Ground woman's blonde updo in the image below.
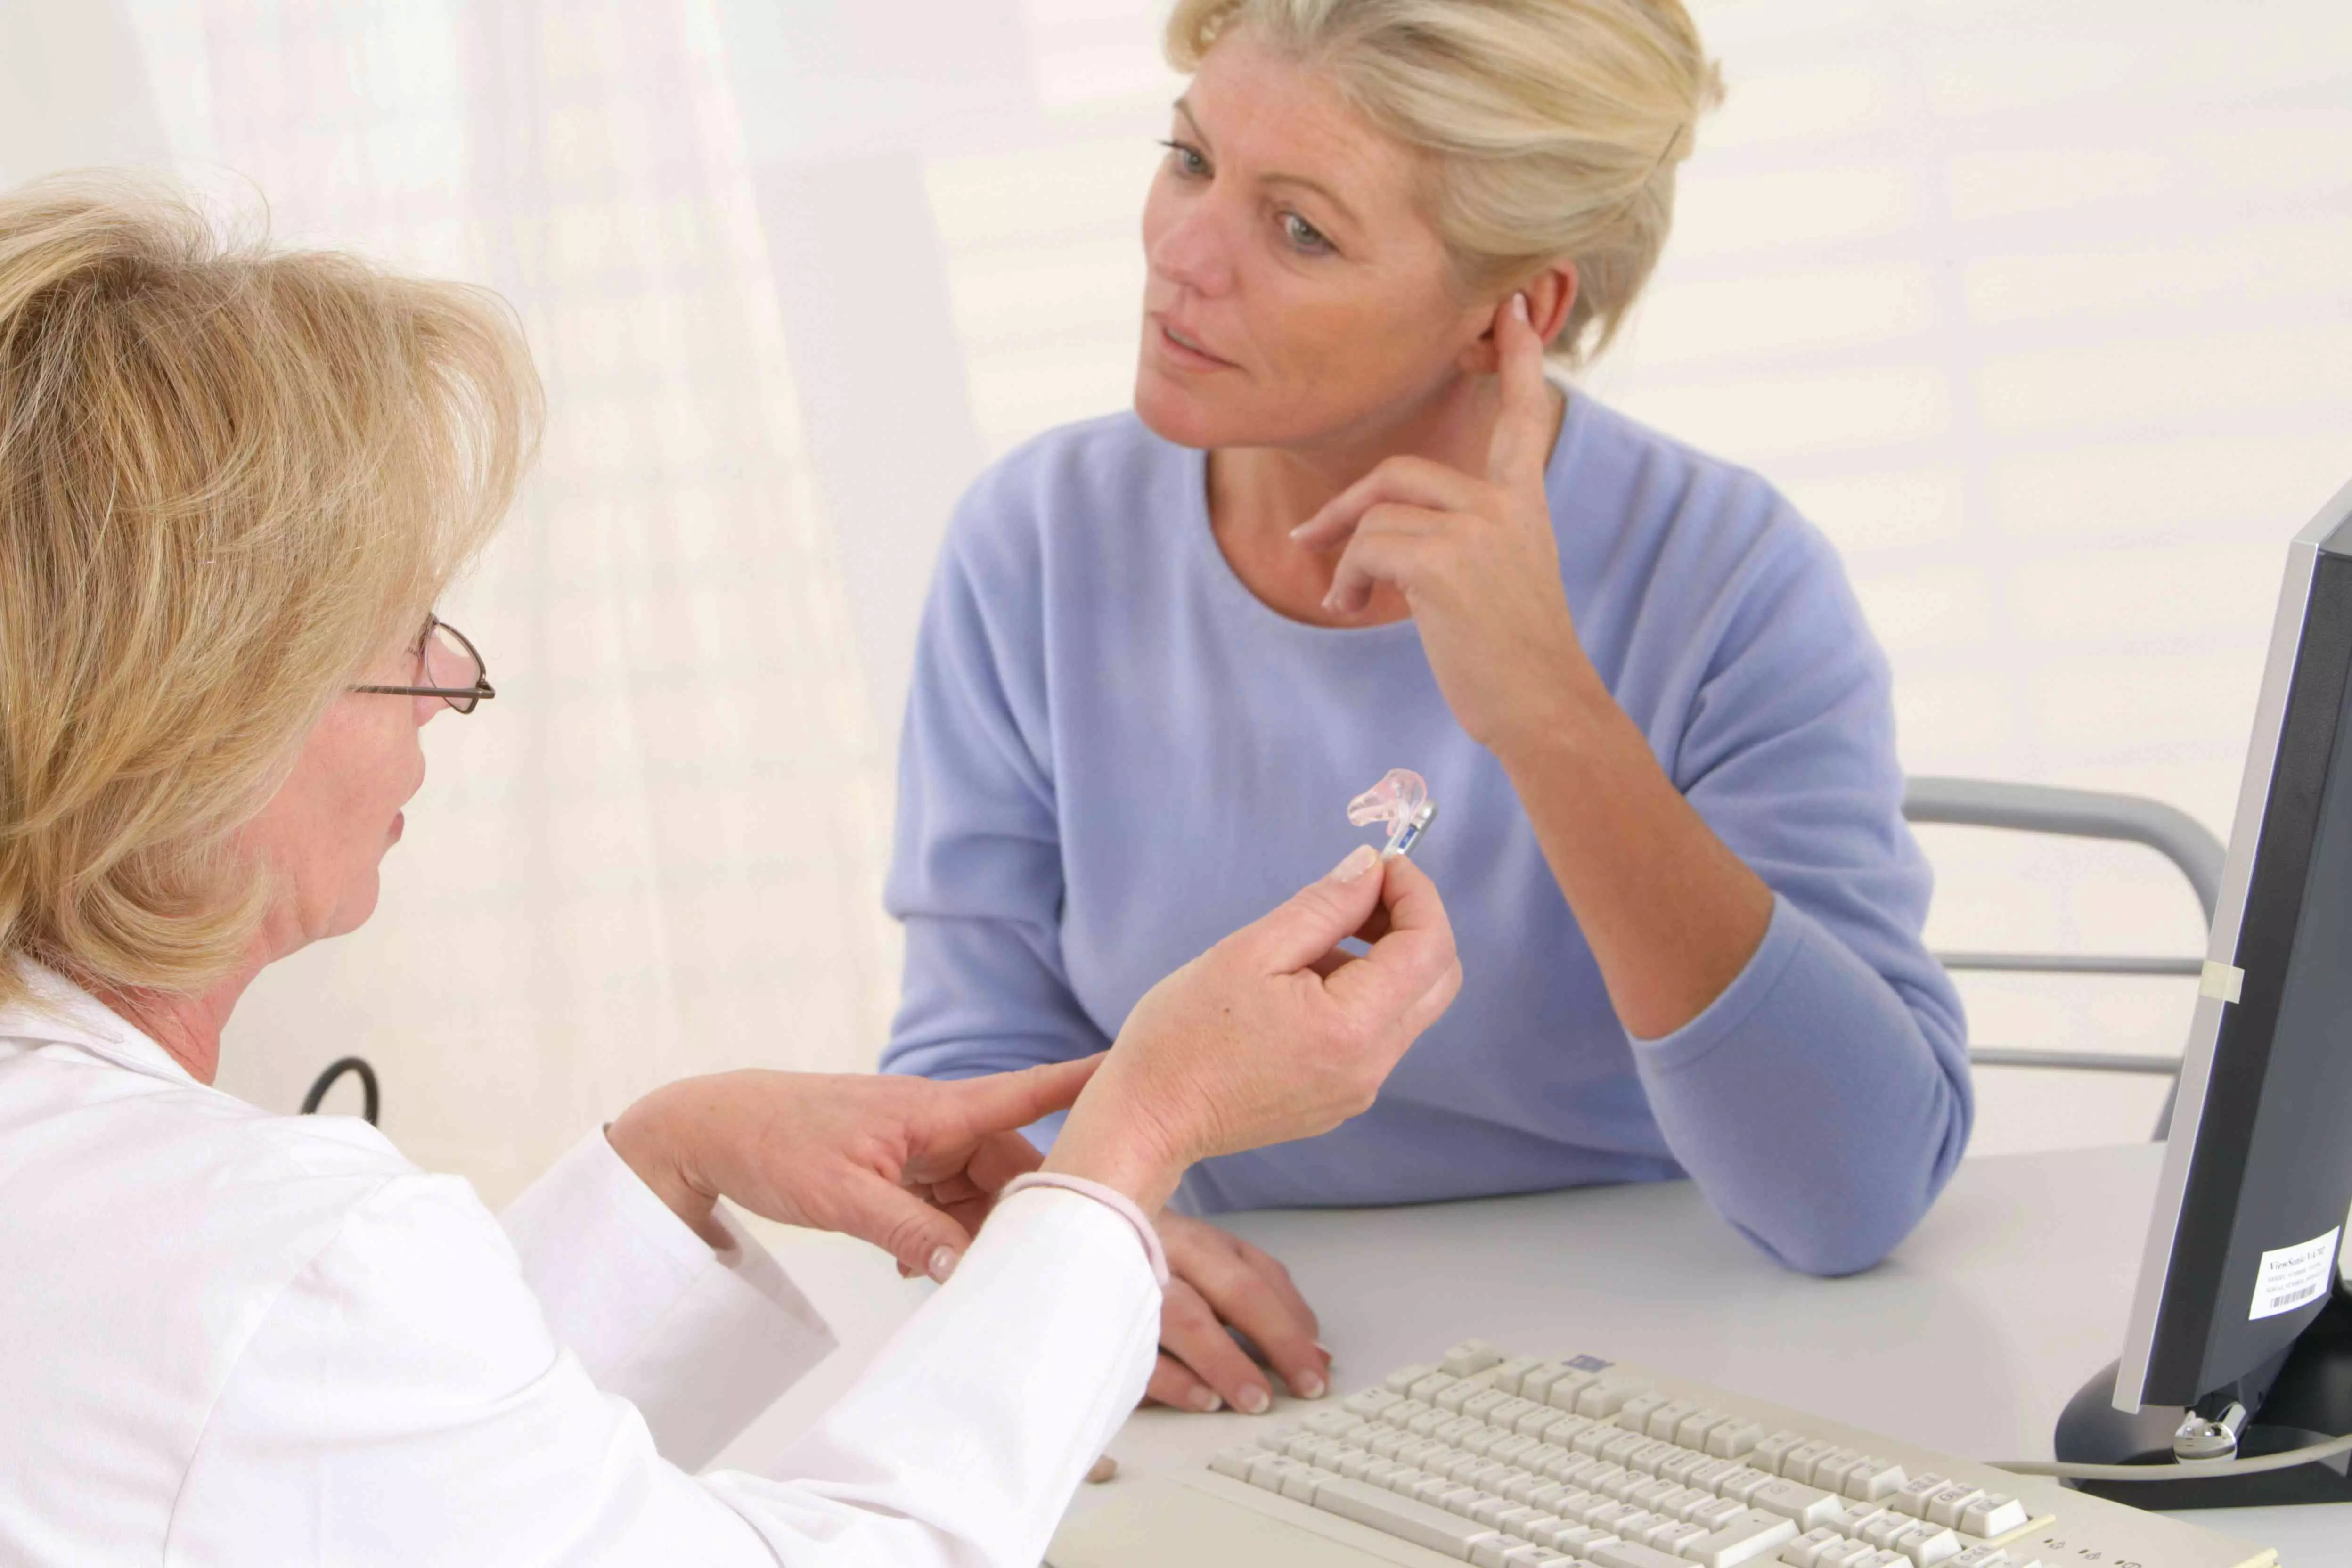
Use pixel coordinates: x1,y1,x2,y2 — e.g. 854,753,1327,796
1166,0,1723,364
0,175,540,1012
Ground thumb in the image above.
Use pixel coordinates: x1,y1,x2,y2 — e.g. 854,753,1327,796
1241,845,1388,973
844,1174,978,1283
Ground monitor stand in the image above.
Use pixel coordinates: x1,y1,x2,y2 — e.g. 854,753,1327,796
2053,1292,2352,1509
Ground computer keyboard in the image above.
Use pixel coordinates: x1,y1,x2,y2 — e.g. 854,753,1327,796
1046,1339,2278,1568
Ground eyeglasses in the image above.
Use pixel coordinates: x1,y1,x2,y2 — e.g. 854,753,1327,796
353,614,495,714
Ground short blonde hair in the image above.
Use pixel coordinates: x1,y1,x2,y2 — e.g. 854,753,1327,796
0,176,540,1011
1166,0,1723,364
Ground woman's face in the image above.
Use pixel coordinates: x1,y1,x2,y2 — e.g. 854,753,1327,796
1134,26,1498,451
239,626,445,958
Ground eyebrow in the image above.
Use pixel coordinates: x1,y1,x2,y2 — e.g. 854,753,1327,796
1173,97,1363,231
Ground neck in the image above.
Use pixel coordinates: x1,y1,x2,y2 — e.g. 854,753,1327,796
1210,367,1532,536
90,958,264,1086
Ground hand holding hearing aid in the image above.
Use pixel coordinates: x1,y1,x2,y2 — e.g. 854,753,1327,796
1042,831,1462,1217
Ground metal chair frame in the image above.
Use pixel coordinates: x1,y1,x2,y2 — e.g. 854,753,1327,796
1901,776,2227,1141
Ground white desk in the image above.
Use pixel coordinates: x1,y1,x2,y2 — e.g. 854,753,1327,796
722,1144,2351,1562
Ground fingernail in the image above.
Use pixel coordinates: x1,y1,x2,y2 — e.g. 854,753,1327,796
1238,1385,1272,1415
1292,1369,1328,1399
1191,1388,1223,1413
1512,291,1530,322
1331,844,1379,884
927,1245,959,1282
1314,1340,1334,1358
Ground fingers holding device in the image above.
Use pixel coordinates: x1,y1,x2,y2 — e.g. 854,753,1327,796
1043,838,1462,1217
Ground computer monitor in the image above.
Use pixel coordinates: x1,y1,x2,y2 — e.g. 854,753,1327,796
2059,471,2352,1505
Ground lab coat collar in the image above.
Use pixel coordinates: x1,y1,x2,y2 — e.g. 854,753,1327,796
0,958,201,1088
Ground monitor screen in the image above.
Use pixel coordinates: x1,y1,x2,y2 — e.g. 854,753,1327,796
2117,477,2352,1414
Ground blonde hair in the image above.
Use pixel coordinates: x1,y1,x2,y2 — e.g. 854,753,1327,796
1166,0,1723,364
0,175,541,1012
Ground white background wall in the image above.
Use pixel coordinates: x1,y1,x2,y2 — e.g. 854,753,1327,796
3,0,2350,1180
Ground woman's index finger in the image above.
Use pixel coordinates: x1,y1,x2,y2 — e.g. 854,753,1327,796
1485,292,1556,489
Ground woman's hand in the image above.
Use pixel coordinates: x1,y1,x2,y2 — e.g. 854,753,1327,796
1148,1213,1328,1414
1289,293,1598,760
1045,846,1461,1218
607,1056,1102,1281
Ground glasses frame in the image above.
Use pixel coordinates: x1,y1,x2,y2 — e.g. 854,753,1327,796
352,614,496,714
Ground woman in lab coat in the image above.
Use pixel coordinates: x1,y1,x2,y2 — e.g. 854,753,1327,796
0,178,1460,1566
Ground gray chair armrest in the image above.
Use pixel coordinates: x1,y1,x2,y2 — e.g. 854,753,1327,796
1902,776,2225,926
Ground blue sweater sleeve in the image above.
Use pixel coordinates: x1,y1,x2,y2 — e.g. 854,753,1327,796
1629,510,1972,1277
878,485,1112,1088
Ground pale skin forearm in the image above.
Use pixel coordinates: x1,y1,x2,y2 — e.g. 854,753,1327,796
1488,661,1774,1044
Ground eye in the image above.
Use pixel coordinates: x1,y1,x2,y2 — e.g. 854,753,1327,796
1160,139,1209,179
1281,211,1334,255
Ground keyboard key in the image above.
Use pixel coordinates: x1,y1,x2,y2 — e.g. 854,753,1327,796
1958,1495,2028,1537
1887,1523,1962,1565
1576,1377,1650,1418
1750,1430,1808,1476
1490,1355,1545,1394
1538,1367,1601,1409
1707,1421,1767,1459
1207,1445,1263,1480
1302,1407,1368,1438
1279,1464,1333,1504
1501,1547,1562,1567
1750,1478,1845,1529
1644,1398,1700,1440
1682,1508,1801,1568
1841,1459,1907,1502
1588,1540,1692,1568
1617,1390,1671,1430
1716,1467,1778,1504
1777,1527,1846,1567
1385,1364,1439,1393
1808,1450,1865,1493
1676,1408,1731,1448
1488,1396,1543,1427
1469,1539,1528,1568
1949,1549,2020,1568
1890,1476,1948,1518
1344,1387,1402,1417
1441,1375,1504,1411
1644,1518,1707,1551
1780,1441,1837,1485
1852,1554,1908,1568
1444,1339,1505,1377
1921,1485,1983,1528
1548,1522,1623,1554
1816,1544,1881,1568
1314,1475,1504,1556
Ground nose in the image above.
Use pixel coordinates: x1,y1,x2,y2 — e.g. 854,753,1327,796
1146,190,1238,298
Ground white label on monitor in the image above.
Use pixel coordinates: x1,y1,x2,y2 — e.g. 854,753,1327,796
2250,1226,2342,1320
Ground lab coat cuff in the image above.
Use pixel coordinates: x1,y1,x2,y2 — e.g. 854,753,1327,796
998,1172,1171,1286
1625,891,1808,1073
500,1130,837,1471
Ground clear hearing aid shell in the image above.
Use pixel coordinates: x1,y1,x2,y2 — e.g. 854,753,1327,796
1348,768,1438,859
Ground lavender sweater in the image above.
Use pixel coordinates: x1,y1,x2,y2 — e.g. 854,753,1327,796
881,395,1970,1276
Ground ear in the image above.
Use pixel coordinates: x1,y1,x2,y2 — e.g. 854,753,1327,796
1457,260,1580,374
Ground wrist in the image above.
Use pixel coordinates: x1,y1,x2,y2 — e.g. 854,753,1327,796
1044,1084,1192,1216
607,1086,728,1248
1482,658,1614,772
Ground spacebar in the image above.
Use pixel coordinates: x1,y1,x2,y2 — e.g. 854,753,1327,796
1310,1478,1495,1558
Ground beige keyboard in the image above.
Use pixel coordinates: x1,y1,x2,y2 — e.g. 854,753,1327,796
1048,1340,2278,1568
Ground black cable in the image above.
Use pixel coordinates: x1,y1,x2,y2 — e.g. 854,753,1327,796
300,1056,380,1125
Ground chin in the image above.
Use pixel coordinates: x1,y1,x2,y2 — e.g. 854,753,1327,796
1134,363,1250,451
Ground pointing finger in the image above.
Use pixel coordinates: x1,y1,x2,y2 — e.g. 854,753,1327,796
1485,292,1557,489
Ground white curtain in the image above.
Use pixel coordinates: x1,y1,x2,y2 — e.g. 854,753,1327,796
103,0,898,1202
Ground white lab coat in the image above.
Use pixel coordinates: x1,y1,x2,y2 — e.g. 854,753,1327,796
0,964,1161,1565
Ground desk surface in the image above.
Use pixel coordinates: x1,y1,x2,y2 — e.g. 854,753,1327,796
725,1144,2350,1561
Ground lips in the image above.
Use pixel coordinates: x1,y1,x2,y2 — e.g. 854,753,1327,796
1151,313,1237,370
